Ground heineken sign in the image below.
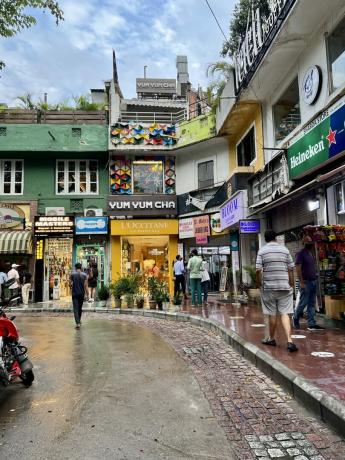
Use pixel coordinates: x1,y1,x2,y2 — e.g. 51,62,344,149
288,97,345,179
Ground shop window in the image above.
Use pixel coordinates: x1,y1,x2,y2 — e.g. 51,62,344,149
236,127,256,166
273,78,301,143
327,16,345,92
335,182,345,213
56,160,98,195
0,159,23,194
133,161,163,194
198,160,214,189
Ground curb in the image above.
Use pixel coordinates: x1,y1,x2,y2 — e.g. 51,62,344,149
14,307,345,437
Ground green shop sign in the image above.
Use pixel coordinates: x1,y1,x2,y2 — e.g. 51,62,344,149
288,96,345,179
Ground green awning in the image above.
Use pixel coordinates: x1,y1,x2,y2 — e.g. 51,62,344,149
0,231,33,254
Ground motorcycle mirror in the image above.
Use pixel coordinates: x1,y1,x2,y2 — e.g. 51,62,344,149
9,316,16,321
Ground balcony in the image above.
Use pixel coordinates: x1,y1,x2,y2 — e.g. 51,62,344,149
0,109,107,125
118,109,187,125
177,112,216,148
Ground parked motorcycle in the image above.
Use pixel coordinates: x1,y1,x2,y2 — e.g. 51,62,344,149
0,279,34,387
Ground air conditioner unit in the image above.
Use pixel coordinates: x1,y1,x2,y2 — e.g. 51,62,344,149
84,208,103,217
45,207,65,216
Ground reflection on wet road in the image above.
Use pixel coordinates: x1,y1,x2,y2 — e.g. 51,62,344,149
0,317,234,460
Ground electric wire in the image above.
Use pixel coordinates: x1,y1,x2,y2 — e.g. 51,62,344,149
204,0,229,43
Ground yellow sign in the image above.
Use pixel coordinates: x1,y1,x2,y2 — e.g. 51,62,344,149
111,219,178,236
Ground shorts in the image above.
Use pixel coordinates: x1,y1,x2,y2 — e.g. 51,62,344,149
260,289,293,316
88,279,97,288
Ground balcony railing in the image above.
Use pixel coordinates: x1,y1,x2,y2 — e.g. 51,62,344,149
0,109,107,125
118,109,187,125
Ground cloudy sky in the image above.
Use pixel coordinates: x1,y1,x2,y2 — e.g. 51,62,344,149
0,0,236,106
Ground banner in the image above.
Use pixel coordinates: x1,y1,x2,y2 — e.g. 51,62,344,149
193,215,210,244
179,218,195,239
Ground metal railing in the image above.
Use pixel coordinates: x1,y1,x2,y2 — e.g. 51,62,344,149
118,109,187,125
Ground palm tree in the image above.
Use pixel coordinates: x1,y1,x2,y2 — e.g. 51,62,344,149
206,61,233,80
206,61,233,113
16,93,36,109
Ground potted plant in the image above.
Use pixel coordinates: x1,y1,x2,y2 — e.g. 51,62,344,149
148,276,159,310
125,293,135,309
244,266,260,300
135,291,145,309
97,284,110,307
154,280,169,311
120,273,140,308
110,278,124,308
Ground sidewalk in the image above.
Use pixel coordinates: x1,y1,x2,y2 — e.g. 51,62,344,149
180,297,345,402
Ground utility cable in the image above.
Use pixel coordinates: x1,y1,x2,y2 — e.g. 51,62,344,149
204,0,229,43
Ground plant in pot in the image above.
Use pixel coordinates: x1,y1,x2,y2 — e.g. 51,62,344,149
121,273,140,308
125,293,135,309
154,280,169,311
110,279,124,308
244,266,260,300
134,289,145,309
148,276,159,310
97,284,110,307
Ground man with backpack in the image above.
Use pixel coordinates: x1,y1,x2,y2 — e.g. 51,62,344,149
70,263,88,329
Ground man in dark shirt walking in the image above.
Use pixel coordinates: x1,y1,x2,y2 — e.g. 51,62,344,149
70,263,88,329
293,237,324,331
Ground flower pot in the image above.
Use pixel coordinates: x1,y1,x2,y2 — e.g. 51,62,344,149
98,300,106,308
149,300,156,310
157,300,163,310
126,300,134,309
114,298,122,308
136,299,144,309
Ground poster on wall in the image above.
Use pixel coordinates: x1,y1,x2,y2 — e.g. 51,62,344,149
179,218,195,239
194,215,210,245
0,203,26,230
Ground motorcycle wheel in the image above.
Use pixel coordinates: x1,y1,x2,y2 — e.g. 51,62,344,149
20,370,34,387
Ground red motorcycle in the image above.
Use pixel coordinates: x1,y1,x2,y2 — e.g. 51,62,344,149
0,279,34,387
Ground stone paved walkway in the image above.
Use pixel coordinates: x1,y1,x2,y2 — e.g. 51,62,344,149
85,313,345,460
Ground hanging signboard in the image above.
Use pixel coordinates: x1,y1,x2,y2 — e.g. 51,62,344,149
75,217,108,235
234,0,295,92
288,95,345,179
240,220,260,234
220,191,246,230
179,218,195,239
34,216,74,237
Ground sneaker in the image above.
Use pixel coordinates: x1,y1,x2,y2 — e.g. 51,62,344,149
75,324,80,330
292,317,300,329
262,338,277,346
307,324,325,331
287,342,298,352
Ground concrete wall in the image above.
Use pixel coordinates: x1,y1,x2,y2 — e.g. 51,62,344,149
175,137,229,195
0,125,108,152
177,113,216,148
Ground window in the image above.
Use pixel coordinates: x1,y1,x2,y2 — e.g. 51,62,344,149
0,160,23,194
273,78,301,143
328,16,345,92
236,127,256,166
133,161,163,194
198,160,214,189
56,160,98,194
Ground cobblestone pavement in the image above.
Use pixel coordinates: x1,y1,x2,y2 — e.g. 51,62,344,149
83,313,345,460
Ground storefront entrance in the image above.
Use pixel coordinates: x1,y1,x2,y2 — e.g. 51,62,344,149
189,246,230,291
43,238,73,301
75,243,106,289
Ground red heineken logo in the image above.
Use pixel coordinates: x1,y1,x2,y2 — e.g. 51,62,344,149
326,127,337,146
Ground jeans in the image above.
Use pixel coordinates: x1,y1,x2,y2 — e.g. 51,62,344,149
190,278,202,306
72,295,84,325
201,281,209,302
294,280,316,327
174,274,186,297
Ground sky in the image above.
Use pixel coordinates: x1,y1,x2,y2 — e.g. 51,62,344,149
0,0,236,106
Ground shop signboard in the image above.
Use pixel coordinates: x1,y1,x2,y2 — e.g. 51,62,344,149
179,218,194,239
0,203,25,229
111,219,178,236
220,191,246,231
108,195,177,217
34,216,74,237
240,220,260,234
288,95,345,179
193,215,210,245
75,217,108,235
136,78,176,94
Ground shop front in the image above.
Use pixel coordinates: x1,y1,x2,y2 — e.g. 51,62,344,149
34,216,74,302
110,219,178,295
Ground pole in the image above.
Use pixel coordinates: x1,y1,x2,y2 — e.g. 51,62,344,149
144,66,147,78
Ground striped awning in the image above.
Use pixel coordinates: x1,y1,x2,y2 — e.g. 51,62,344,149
0,231,33,254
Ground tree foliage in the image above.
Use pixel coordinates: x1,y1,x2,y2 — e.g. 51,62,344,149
221,0,269,57
0,0,64,69
206,61,233,113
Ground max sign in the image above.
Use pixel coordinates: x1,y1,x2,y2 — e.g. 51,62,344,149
220,192,245,230
108,195,177,217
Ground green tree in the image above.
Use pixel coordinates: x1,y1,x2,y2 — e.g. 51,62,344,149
221,0,269,57
0,1,64,69
206,61,233,113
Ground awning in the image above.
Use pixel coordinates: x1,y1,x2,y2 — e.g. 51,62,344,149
0,231,33,254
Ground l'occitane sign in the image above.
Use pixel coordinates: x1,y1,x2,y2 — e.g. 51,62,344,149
111,219,178,235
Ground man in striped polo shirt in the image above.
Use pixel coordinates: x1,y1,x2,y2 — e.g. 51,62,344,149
256,230,298,352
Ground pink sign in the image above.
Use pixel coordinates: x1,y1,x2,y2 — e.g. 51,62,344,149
194,215,210,245
196,235,208,245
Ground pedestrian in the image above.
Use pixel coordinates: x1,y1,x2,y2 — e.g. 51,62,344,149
173,255,187,300
187,249,203,307
256,230,298,352
70,263,88,329
0,265,7,300
20,265,32,306
7,263,21,297
293,236,324,331
87,262,98,302
201,257,210,305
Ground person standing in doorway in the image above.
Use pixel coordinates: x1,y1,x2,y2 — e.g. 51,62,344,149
293,237,324,331
87,262,98,302
7,264,21,297
70,263,88,329
173,255,186,300
201,257,210,305
256,230,298,352
187,249,203,307
20,265,32,306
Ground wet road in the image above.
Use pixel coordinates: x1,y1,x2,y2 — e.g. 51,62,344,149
0,317,234,460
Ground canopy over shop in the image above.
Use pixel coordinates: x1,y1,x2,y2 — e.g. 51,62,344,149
0,230,33,271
